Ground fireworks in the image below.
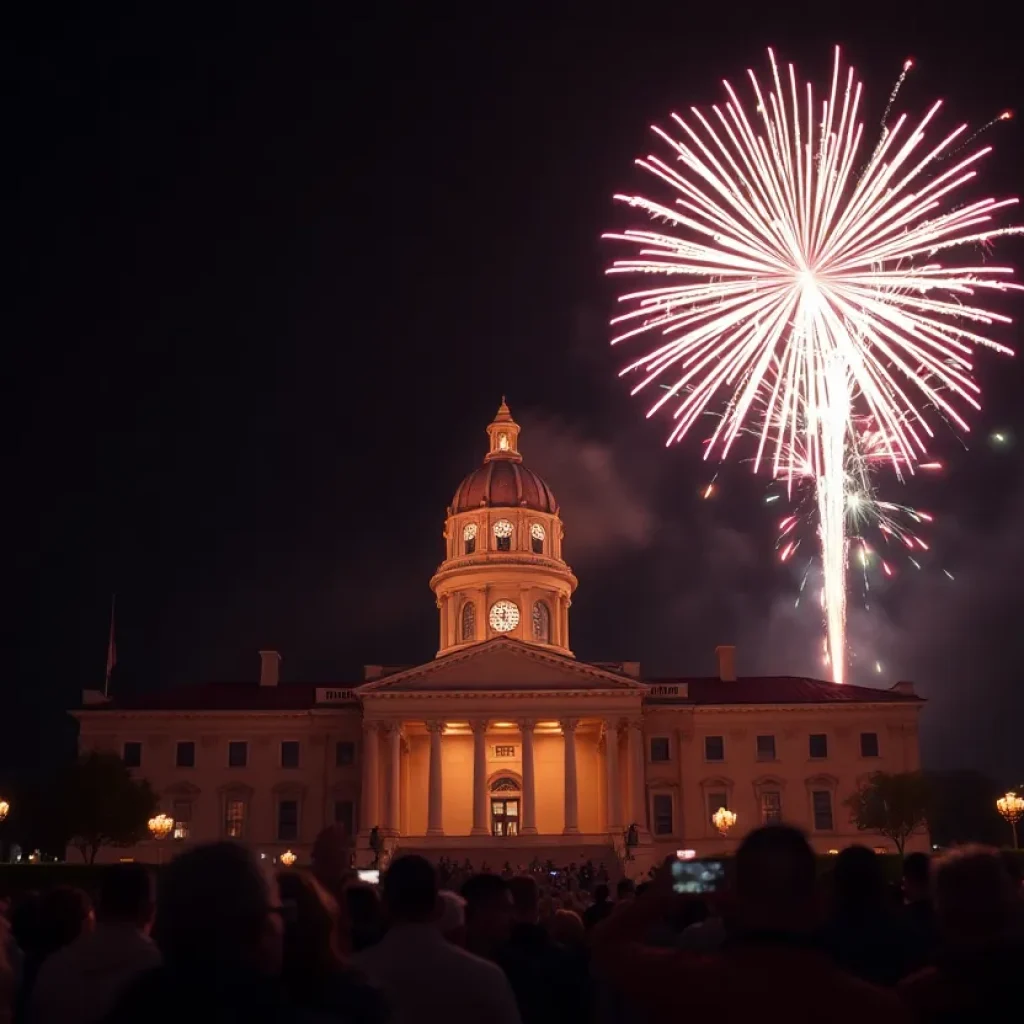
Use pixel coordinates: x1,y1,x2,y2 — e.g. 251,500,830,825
606,48,1020,683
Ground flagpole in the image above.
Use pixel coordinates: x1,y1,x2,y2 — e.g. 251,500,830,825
104,594,116,698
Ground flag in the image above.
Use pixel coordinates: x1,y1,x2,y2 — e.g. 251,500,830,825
104,595,116,696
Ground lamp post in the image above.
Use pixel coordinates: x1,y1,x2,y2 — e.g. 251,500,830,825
148,813,173,864
996,791,1024,849
712,806,737,838
279,849,298,867
0,799,9,822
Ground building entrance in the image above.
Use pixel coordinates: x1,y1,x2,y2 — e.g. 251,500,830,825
490,797,520,837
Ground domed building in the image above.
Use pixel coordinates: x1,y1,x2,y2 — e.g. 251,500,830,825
72,400,928,868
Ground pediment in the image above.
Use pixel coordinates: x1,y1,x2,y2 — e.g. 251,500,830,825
359,638,644,694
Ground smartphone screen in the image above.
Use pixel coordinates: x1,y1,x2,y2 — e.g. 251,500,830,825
356,869,380,885
671,857,725,894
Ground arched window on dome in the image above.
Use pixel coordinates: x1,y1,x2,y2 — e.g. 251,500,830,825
463,522,477,555
530,522,545,555
461,602,476,642
493,519,513,552
532,601,551,643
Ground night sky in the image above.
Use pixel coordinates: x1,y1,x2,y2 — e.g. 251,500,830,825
6,4,1023,793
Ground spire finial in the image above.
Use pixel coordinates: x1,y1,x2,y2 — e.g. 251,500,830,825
485,397,521,461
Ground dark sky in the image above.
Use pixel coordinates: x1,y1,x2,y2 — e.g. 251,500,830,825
6,3,1023,792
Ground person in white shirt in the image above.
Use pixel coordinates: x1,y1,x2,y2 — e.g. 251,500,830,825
355,855,521,1024
30,864,160,1024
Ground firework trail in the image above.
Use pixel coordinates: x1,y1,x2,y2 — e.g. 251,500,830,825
606,47,1020,683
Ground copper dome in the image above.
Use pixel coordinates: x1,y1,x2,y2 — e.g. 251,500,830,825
451,459,558,514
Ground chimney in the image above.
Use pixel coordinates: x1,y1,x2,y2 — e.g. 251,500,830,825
716,645,736,682
890,680,916,696
259,650,281,687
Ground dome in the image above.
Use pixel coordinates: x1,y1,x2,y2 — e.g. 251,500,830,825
451,459,558,514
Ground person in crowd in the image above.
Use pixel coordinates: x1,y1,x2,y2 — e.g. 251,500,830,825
899,845,1024,1021
461,874,513,962
343,883,384,955
592,825,902,1023
582,884,613,931
354,856,520,1024
497,876,588,1024
436,891,466,947
311,824,353,910
549,909,585,951
901,852,938,960
819,845,920,986
615,878,635,902
30,864,160,1024
276,871,386,1024
1,913,14,1024
103,843,290,1024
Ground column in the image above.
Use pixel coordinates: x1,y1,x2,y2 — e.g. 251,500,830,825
426,721,444,835
471,720,489,835
605,719,623,832
360,721,380,833
627,718,649,837
385,723,402,835
562,718,580,834
519,719,537,835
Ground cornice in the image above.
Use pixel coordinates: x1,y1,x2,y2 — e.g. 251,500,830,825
684,702,923,714
362,689,643,701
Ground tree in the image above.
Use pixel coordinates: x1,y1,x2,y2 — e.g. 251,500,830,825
54,752,157,863
845,771,931,856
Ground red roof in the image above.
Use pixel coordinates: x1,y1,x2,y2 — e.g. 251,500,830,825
647,676,922,705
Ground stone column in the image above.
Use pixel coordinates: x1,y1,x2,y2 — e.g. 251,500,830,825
360,721,380,833
385,723,402,835
562,718,580,834
471,720,489,835
627,718,649,837
519,719,537,835
605,719,623,832
426,721,444,835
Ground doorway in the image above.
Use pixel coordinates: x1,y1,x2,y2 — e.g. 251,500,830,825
490,797,520,837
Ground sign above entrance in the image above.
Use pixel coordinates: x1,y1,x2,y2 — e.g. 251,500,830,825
315,688,358,705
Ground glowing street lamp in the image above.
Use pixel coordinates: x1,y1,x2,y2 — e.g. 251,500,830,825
712,806,737,837
279,849,298,867
996,791,1024,849
0,799,9,822
148,813,173,864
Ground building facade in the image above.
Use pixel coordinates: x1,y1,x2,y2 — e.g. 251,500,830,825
73,402,927,868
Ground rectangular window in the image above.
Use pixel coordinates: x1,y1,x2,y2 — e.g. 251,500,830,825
277,799,299,841
172,799,191,841
531,536,543,554
334,800,354,836
228,741,248,768
860,732,880,758
756,735,776,761
335,741,355,767
809,734,828,759
708,791,728,823
496,535,511,552
652,794,673,836
281,741,300,768
175,741,195,768
704,736,725,761
122,742,142,768
650,737,671,762
464,536,476,555
760,791,782,825
225,799,245,839
812,790,834,831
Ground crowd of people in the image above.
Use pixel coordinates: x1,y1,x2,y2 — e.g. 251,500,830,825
1,825,1022,1024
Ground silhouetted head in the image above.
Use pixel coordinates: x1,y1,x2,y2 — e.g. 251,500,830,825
98,864,154,929
735,825,817,933
462,873,513,951
277,870,341,984
933,845,1017,942
507,875,539,924
344,881,384,952
902,852,931,904
593,884,610,904
37,887,94,956
383,855,437,924
616,878,636,900
437,890,466,945
832,845,886,917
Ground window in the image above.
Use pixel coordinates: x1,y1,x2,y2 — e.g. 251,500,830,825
652,794,673,836
760,791,782,825
491,776,519,793
708,792,728,823
277,799,299,841
809,734,828,759
122,742,141,768
461,602,476,642
334,800,354,836
281,741,300,768
704,736,725,761
860,732,880,758
756,735,776,761
493,519,513,552
650,737,671,762
225,799,245,839
172,799,191,841
463,522,477,555
530,522,545,554
176,741,195,768
335,741,355,767
228,741,248,768
812,790,834,831
531,601,550,643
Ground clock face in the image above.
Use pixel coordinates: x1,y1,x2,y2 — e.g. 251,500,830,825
463,522,478,541
493,519,514,539
489,599,520,633
530,522,545,541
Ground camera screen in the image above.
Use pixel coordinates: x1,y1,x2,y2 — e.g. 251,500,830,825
356,869,380,885
671,858,725,894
